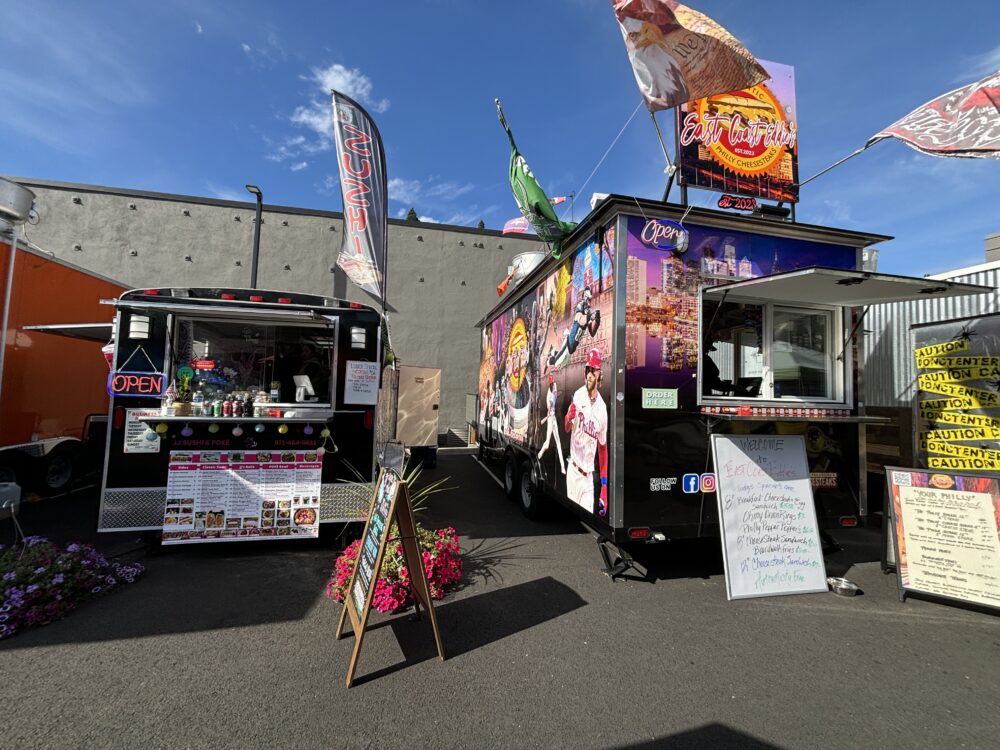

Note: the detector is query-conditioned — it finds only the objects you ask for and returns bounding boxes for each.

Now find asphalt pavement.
[1,452,998,749]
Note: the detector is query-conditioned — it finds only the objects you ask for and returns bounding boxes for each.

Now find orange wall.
[1,241,125,446]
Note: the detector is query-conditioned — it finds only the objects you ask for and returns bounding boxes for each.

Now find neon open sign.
[108,371,166,398]
[640,219,688,252]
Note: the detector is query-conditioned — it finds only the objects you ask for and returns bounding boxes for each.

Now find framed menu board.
[336,467,445,686]
[886,467,1000,613]
[711,434,828,600]
[161,449,321,544]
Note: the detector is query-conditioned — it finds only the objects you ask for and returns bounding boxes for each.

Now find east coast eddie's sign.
[677,60,799,204]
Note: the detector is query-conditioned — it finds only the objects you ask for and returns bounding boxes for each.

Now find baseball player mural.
[537,374,566,474]
[564,347,609,516]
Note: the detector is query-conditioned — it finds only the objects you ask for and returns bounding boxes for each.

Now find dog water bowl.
[827,577,859,596]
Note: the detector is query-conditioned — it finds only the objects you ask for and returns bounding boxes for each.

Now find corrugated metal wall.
[863,262,1000,407]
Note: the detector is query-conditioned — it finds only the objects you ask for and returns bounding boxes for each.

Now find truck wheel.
[38,445,78,494]
[519,460,545,520]
[503,453,520,500]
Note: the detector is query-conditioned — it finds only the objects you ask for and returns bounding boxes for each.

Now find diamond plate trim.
[99,483,371,530]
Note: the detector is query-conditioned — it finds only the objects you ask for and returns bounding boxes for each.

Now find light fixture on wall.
[128,314,151,340]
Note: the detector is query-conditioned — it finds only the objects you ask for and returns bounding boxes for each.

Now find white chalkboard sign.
[711,434,828,600]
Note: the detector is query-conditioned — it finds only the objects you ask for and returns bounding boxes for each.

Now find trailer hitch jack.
[596,537,649,583]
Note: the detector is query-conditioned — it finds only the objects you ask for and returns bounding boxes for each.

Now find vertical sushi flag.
[496,99,576,259]
[331,90,388,302]
[613,0,768,112]
[866,70,1000,159]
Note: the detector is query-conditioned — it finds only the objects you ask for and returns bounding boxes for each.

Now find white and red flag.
[867,70,1000,158]
[613,0,767,112]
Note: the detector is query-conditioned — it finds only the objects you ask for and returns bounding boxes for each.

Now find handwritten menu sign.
[351,469,397,614]
[711,434,827,600]
[336,467,445,686]
[344,360,380,405]
[161,449,322,545]
[886,468,1000,612]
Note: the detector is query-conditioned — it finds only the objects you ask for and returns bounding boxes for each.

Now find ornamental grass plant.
[0,536,144,640]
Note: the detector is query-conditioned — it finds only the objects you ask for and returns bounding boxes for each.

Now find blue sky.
[2,0,997,276]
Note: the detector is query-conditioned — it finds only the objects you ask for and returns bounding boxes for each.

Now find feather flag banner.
[331,91,388,300]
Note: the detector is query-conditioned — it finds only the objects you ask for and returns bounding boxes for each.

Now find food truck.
[476,195,990,551]
[1,178,125,494]
[98,287,384,542]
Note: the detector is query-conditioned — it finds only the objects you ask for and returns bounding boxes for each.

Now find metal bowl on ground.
[827,577,860,597]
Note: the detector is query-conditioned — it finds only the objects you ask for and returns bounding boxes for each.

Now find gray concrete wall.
[987,231,1000,263]
[8,177,544,435]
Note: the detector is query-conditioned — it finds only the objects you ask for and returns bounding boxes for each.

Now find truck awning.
[22,323,114,342]
[703,267,993,307]
[112,300,330,324]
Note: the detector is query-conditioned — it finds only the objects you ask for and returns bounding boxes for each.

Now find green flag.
[496,99,576,258]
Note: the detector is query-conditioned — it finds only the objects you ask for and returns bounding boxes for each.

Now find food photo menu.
[162,450,322,544]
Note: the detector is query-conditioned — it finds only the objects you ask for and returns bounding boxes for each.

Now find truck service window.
[173,320,334,406]
[702,299,841,403]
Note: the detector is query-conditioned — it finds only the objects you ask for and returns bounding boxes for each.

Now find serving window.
[170,318,337,410]
[701,298,844,403]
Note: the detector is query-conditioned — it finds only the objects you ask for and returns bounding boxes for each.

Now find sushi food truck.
[476,194,989,560]
[98,287,384,543]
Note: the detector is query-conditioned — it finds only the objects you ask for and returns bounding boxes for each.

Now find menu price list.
[713,435,828,599]
[162,450,322,545]
[351,471,398,615]
[893,473,1000,609]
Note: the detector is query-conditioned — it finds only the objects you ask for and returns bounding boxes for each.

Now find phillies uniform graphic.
[564,348,609,516]
[537,376,565,474]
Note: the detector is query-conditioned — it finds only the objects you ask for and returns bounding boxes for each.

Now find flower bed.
[327,525,461,614]
[0,536,144,640]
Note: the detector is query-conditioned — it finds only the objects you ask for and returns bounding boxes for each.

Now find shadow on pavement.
[609,723,784,749]
[350,576,587,685]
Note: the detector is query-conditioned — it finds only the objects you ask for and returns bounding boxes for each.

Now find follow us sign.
[682,473,717,493]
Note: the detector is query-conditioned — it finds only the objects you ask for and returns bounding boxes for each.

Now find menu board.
[887,468,1000,612]
[161,449,322,544]
[344,360,380,405]
[124,409,162,454]
[711,434,828,600]
[351,469,398,615]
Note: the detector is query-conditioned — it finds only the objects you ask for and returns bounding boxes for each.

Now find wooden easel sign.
[336,467,445,687]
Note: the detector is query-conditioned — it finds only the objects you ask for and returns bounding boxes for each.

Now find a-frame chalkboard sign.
[336,467,445,687]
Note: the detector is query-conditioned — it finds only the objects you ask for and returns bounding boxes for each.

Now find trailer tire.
[519,460,544,520]
[503,452,520,500]
[37,444,79,495]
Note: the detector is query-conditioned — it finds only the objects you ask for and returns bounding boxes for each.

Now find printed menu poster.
[162,449,322,544]
[124,409,162,454]
[888,468,1000,611]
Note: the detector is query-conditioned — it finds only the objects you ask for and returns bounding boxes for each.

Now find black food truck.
[476,195,989,558]
[99,287,384,543]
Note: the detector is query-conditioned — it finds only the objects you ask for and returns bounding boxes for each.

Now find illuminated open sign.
[108,371,166,398]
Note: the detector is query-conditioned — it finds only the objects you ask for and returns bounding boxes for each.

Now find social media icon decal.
[700,473,717,492]
[682,474,700,493]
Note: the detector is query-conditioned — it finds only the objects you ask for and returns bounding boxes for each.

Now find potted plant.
[173,375,193,417]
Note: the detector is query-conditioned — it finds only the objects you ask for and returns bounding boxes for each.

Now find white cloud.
[195,22,203,34]
[388,177,422,204]
[269,62,387,163]
[290,161,308,172]
[967,44,1000,79]
[418,215,440,223]
[205,182,247,202]
[241,43,251,54]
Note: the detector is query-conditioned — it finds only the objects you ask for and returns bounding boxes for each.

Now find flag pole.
[650,110,680,202]
[798,145,871,188]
